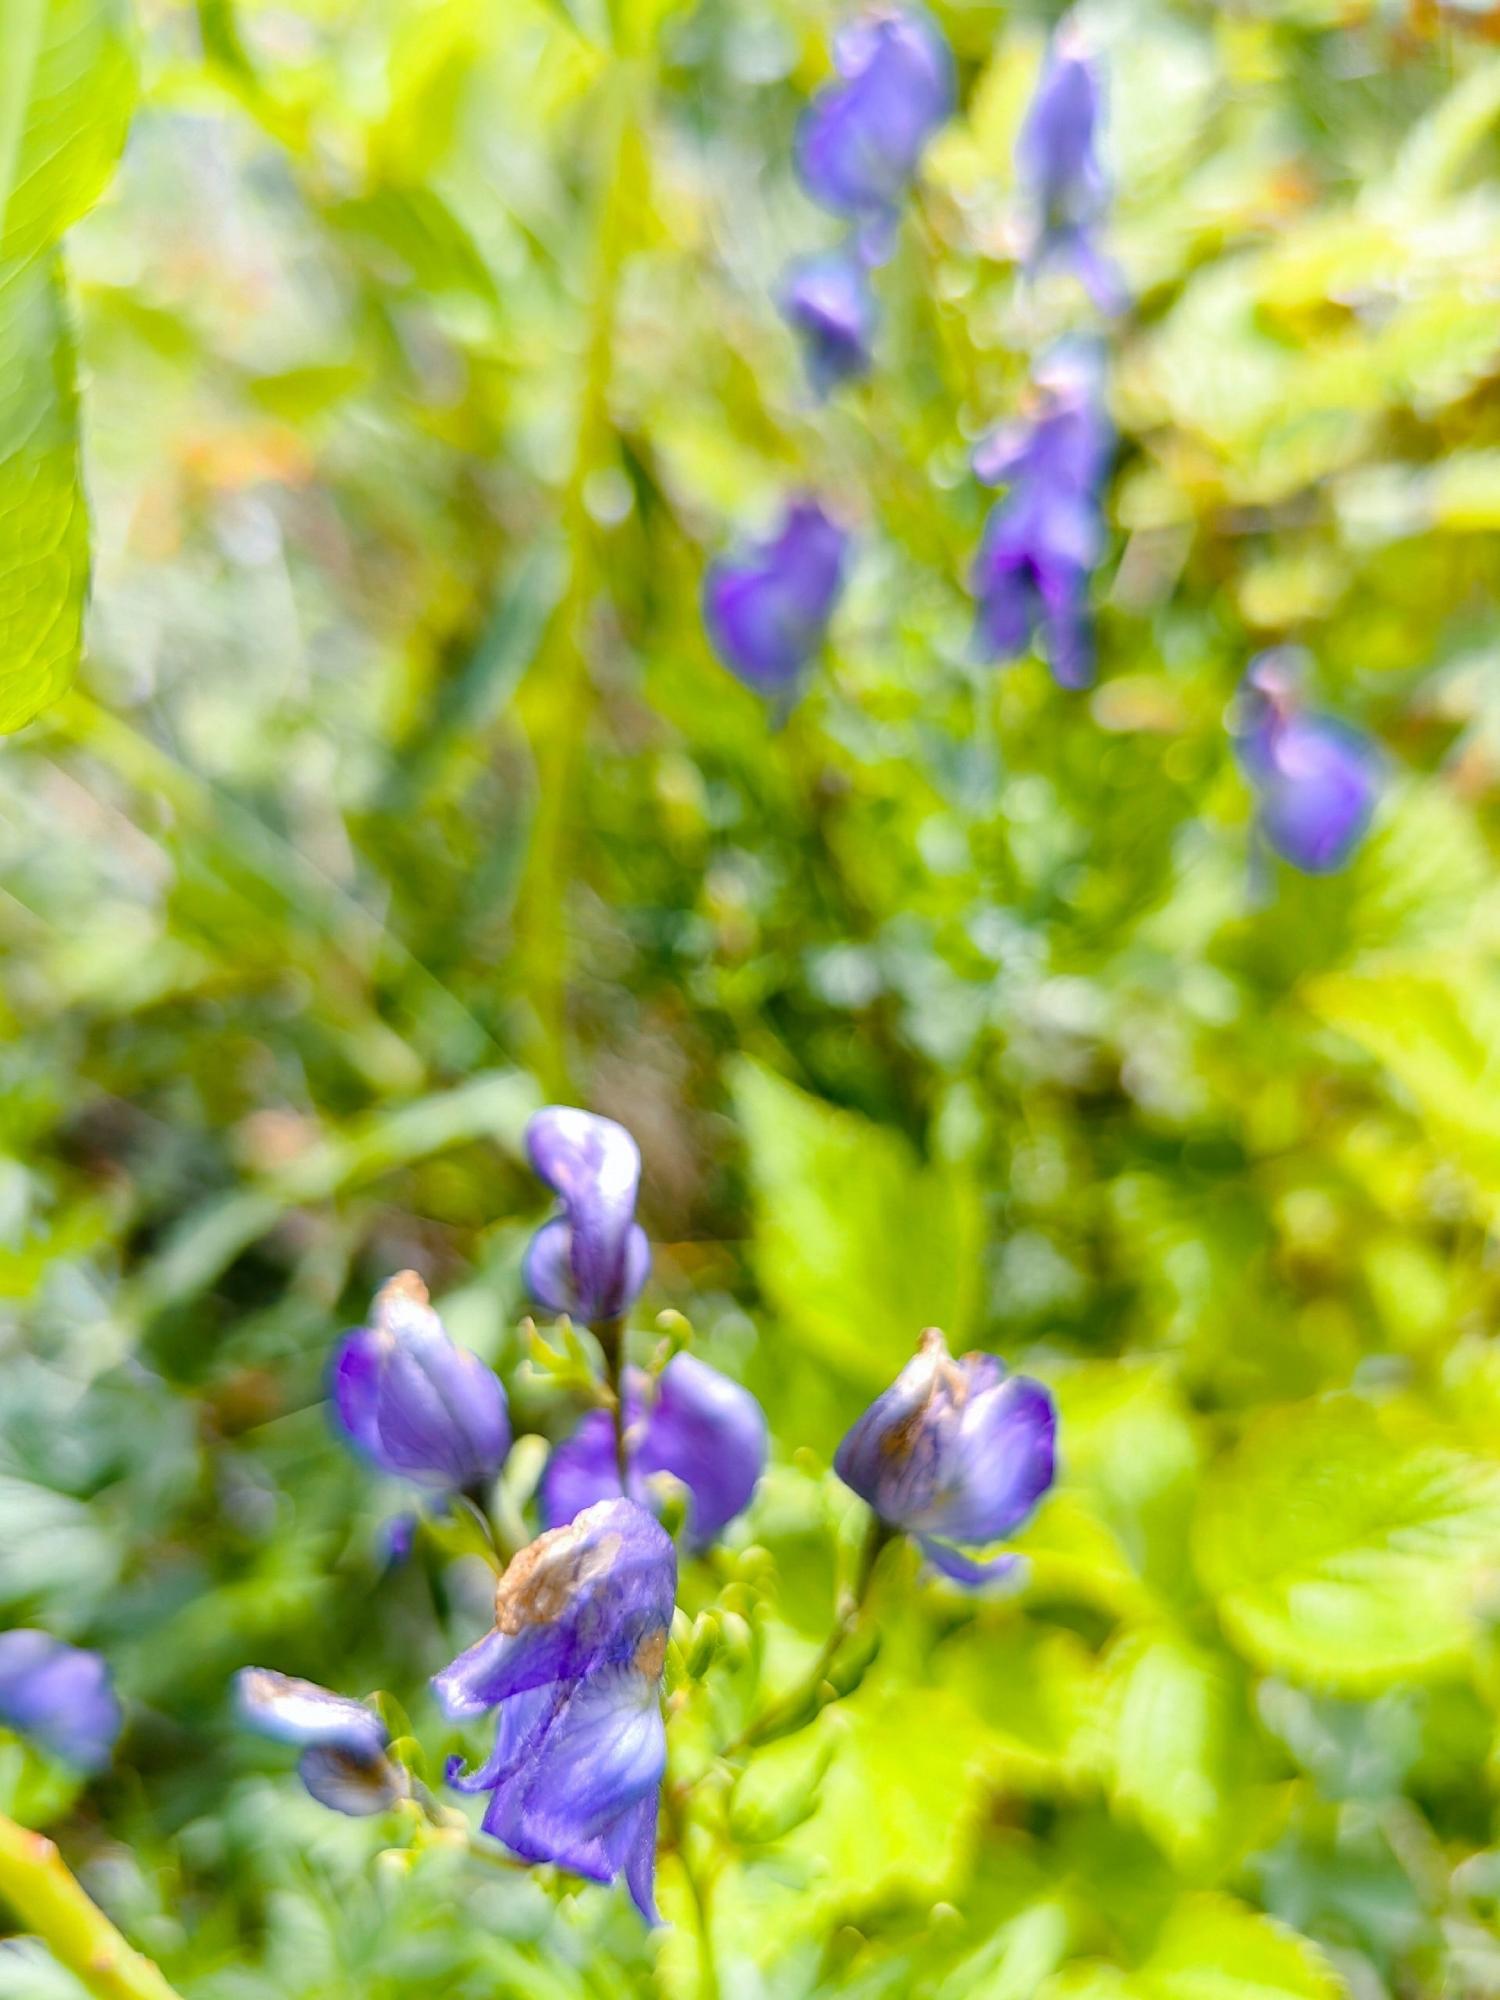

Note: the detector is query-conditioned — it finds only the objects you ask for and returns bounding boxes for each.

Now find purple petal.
[298,1743,405,1815]
[781,247,877,397]
[0,1631,121,1774]
[234,1668,389,1761]
[796,8,955,230]
[331,1329,384,1461]
[1255,717,1378,874]
[540,1406,634,1529]
[525,1109,647,1322]
[916,1538,1024,1592]
[636,1355,767,1547]
[704,498,849,698]
[524,1217,650,1323]
[924,1373,1058,1545]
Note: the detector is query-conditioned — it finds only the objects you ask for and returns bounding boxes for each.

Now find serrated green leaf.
[1195,1399,1500,1691]
[1103,1632,1236,1866]
[730,1057,983,1387]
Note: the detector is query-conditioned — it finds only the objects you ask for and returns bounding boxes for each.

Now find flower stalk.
[0,1813,183,2000]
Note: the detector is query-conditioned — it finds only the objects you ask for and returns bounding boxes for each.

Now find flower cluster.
[971,340,1112,688]
[1233,651,1379,874]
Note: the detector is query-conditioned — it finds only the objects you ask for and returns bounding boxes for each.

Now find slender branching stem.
[591,1313,632,1489]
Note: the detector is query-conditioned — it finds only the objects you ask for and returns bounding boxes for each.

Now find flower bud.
[332,1272,510,1493]
[704,497,849,704]
[781,247,877,398]
[834,1328,1057,1588]
[522,1107,651,1324]
[234,1668,406,1815]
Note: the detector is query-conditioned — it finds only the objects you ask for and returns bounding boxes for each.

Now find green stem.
[728,1514,890,1756]
[0,1815,183,2000]
[663,1787,719,2000]
[592,1315,632,1489]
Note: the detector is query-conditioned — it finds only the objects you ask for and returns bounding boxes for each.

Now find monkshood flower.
[834,1328,1056,1587]
[781,246,877,397]
[435,1497,675,1922]
[1016,18,1125,313]
[796,6,955,262]
[0,1631,121,1773]
[333,1270,510,1493]
[971,341,1111,689]
[523,1106,651,1325]
[235,1668,405,1815]
[703,498,849,703]
[541,1353,768,1549]
[1233,652,1379,874]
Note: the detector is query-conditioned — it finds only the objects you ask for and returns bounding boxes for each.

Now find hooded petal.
[923,1373,1058,1544]
[331,1273,510,1492]
[524,1215,651,1322]
[525,1109,648,1321]
[796,8,954,232]
[1256,717,1378,874]
[782,247,877,396]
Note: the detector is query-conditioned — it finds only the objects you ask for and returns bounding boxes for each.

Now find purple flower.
[0,1631,121,1773]
[541,1354,768,1550]
[704,498,849,702]
[1016,18,1124,312]
[834,1328,1057,1588]
[235,1667,405,1815]
[781,246,878,397]
[332,1271,511,1493]
[971,342,1111,689]
[523,1107,651,1325]
[796,7,955,260]
[435,1497,675,1922]
[1234,653,1379,874]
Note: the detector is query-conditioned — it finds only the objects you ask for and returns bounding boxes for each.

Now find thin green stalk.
[663,1786,719,2000]
[592,1314,632,1488]
[727,1514,890,1756]
[0,1815,183,2000]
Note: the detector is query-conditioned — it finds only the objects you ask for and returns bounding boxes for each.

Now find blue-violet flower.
[796,6,955,261]
[234,1667,405,1815]
[703,497,849,703]
[435,1497,675,1922]
[1234,652,1379,874]
[1016,17,1124,312]
[541,1353,768,1550]
[0,1631,121,1773]
[781,246,877,397]
[834,1327,1057,1588]
[333,1270,511,1493]
[523,1107,651,1325]
[971,341,1111,689]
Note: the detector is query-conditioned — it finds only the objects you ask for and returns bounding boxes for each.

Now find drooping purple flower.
[0,1631,121,1773]
[235,1667,405,1815]
[796,6,956,261]
[1016,18,1125,313]
[1233,653,1379,874]
[523,1107,651,1325]
[703,498,849,702]
[332,1271,511,1493]
[834,1328,1057,1588]
[781,246,878,397]
[971,342,1112,689]
[541,1354,768,1550]
[435,1497,675,1922]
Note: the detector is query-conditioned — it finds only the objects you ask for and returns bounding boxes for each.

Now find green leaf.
[0,252,87,732]
[0,0,135,263]
[0,0,136,733]
[730,1057,983,1387]
[1102,1632,1237,1866]
[1038,1896,1341,2000]
[1194,1399,1500,1691]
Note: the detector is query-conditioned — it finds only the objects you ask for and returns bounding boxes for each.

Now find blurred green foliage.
[4,0,1500,1996]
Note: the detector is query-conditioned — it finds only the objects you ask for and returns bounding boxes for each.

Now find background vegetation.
[4,0,1500,1995]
